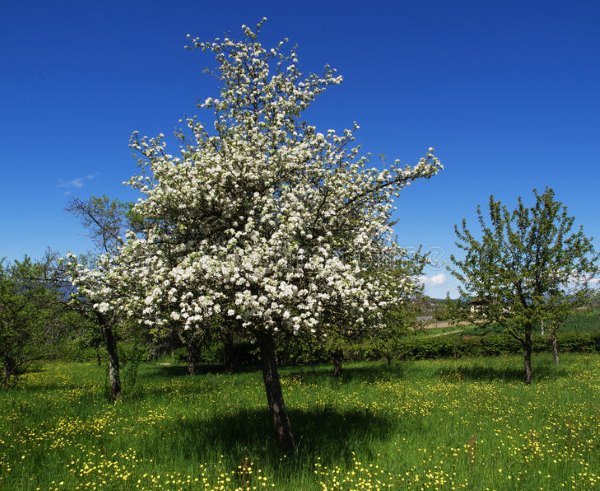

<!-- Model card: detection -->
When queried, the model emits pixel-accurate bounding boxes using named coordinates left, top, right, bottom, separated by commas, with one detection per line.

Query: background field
left=1, top=354, right=599, bottom=490
left=419, top=308, right=600, bottom=338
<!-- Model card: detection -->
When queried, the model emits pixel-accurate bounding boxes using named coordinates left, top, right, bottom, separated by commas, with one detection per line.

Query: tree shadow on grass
left=124, top=378, right=223, bottom=402
left=436, top=363, right=569, bottom=382
left=141, top=363, right=260, bottom=379
left=23, top=364, right=46, bottom=374
left=151, top=406, right=394, bottom=475
left=284, top=362, right=406, bottom=385
left=10, top=381, right=93, bottom=394
left=143, top=364, right=190, bottom=377
left=142, top=364, right=223, bottom=378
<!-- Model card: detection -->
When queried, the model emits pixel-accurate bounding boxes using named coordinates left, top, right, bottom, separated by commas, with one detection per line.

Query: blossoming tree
left=65, top=196, right=133, bottom=402
left=86, top=19, right=441, bottom=449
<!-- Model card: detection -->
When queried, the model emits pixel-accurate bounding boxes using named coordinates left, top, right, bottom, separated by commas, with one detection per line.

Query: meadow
left=1, top=354, right=599, bottom=490
left=418, top=309, right=600, bottom=338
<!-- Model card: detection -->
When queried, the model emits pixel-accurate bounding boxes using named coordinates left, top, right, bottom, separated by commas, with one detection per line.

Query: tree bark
left=255, top=330, right=296, bottom=452
left=2, top=358, right=14, bottom=386
left=523, top=328, right=533, bottom=384
left=331, top=349, right=343, bottom=377
left=223, top=331, right=235, bottom=372
left=100, top=316, right=121, bottom=402
left=551, top=333, right=559, bottom=366
left=186, top=343, right=196, bottom=376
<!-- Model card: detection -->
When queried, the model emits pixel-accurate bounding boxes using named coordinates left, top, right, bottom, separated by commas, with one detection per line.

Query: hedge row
left=64, top=329, right=600, bottom=367
left=392, top=331, right=600, bottom=361
left=202, top=330, right=600, bottom=366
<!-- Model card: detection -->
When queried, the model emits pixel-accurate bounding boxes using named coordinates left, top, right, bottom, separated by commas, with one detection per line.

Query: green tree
left=450, top=188, right=599, bottom=383
left=0, top=257, right=63, bottom=385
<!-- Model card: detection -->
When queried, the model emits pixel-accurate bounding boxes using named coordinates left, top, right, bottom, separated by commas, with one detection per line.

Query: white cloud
left=58, top=174, right=96, bottom=195
left=60, top=177, right=85, bottom=188
left=419, top=273, right=447, bottom=287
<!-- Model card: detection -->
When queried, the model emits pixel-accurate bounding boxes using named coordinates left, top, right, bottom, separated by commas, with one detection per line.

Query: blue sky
left=1, top=0, right=599, bottom=297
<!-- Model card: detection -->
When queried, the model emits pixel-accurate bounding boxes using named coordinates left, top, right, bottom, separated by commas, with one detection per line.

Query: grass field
left=1, top=354, right=599, bottom=490
left=419, top=308, right=600, bottom=338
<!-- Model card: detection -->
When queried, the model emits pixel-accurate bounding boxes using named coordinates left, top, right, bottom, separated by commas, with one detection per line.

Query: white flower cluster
left=68, top=20, right=442, bottom=338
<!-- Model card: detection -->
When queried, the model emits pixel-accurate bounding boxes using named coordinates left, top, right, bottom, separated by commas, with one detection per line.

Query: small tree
left=450, top=188, right=598, bottom=383
left=66, top=253, right=125, bottom=401
left=66, top=196, right=132, bottom=402
left=376, top=300, right=422, bottom=364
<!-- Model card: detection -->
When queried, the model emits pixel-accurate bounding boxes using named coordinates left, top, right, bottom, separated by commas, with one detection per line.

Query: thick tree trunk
left=523, top=329, right=533, bottom=384
left=186, top=344, right=196, bottom=376
left=551, top=333, right=559, bottom=366
left=100, top=318, right=121, bottom=402
left=331, top=349, right=343, bottom=377
left=256, top=331, right=296, bottom=452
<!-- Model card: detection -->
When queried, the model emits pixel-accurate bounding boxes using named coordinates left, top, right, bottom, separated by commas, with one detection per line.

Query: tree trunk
left=331, top=349, right=343, bottom=377
left=551, top=333, right=559, bottom=366
left=96, top=345, right=102, bottom=367
left=223, top=332, right=235, bottom=372
left=100, top=317, right=121, bottom=402
left=255, top=330, right=296, bottom=452
left=523, top=329, right=533, bottom=384
left=186, top=344, right=196, bottom=376
left=2, top=358, right=14, bottom=386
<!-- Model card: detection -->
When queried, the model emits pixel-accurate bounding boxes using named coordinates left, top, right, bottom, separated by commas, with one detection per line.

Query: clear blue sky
left=1, top=0, right=599, bottom=297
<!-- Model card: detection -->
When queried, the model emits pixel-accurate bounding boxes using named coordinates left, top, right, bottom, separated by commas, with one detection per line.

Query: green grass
left=419, top=308, right=600, bottom=339
left=1, top=355, right=600, bottom=490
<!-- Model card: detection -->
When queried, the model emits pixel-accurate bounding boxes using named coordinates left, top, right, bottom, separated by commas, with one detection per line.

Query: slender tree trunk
left=551, top=332, right=559, bottom=366
left=100, top=317, right=121, bottom=402
left=331, top=349, right=343, bottom=377
left=223, top=331, right=235, bottom=372
left=255, top=330, right=296, bottom=452
left=96, top=345, right=102, bottom=367
left=2, top=359, right=13, bottom=386
left=523, top=328, right=533, bottom=384
left=186, top=343, right=196, bottom=376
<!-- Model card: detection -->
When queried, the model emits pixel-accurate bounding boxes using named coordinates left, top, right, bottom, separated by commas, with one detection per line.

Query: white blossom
left=69, top=21, right=441, bottom=340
